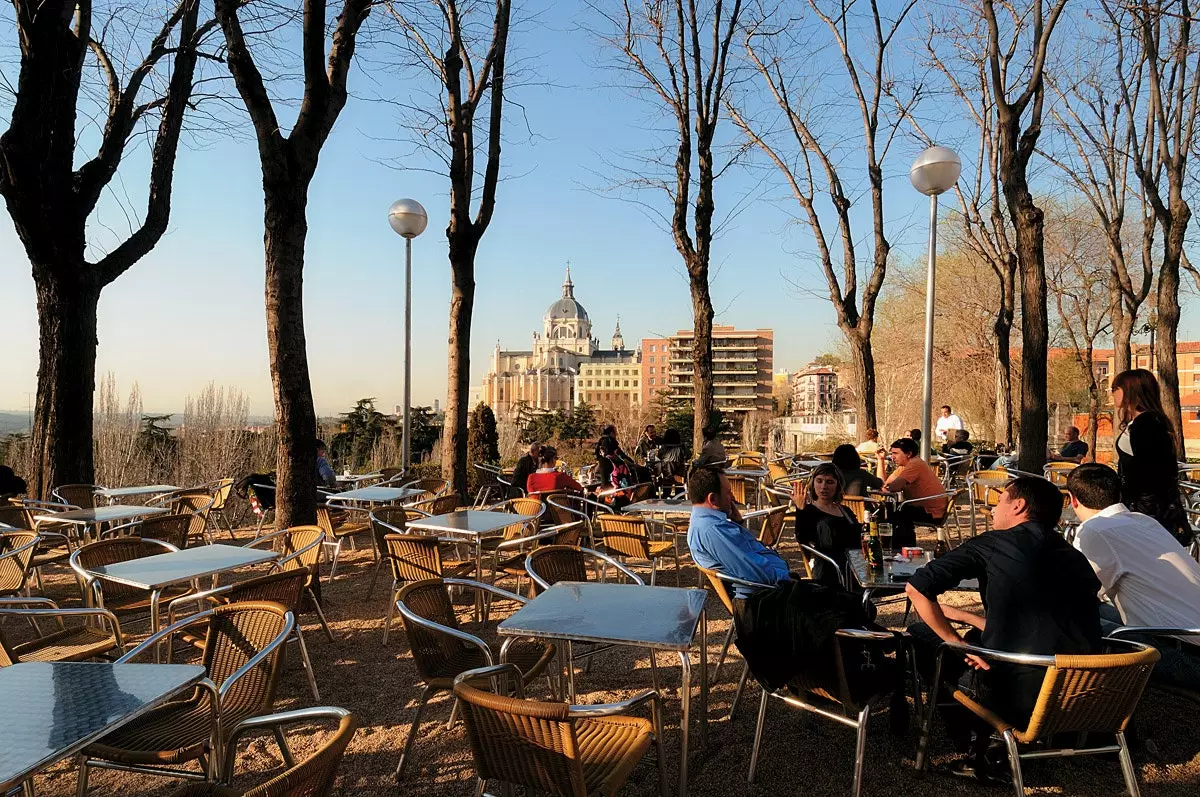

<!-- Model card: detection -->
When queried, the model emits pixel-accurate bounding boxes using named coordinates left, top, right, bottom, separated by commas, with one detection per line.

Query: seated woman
left=525, top=446, right=583, bottom=494
left=792, top=463, right=862, bottom=584
left=831, top=443, right=882, bottom=497
left=655, top=428, right=689, bottom=484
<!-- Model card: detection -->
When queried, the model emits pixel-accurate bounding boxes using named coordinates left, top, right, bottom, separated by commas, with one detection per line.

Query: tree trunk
left=1005, top=182, right=1050, bottom=472
left=30, top=272, right=100, bottom=498
left=443, top=235, right=478, bottom=500
left=992, top=307, right=1014, bottom=448
left=1156, top=242, right=1186, bottom=458
left=1111, top=286, right=1134, bottom=377
left=845, top=329, right=877, bottom=440
left=263, top=176, right=318, bottom=528
left=689, top=269, right=715, bottom=454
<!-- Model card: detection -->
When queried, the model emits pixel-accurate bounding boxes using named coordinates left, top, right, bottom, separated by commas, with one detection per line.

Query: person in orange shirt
left=875, top=437, right=948, bottom=548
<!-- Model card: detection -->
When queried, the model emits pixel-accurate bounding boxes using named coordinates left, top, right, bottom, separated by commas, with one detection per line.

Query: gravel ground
left=11, top=519, right=1200, bottom=797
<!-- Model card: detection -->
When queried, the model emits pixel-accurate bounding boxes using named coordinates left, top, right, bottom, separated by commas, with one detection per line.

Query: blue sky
left=0, top=2, right=1193, bottom=418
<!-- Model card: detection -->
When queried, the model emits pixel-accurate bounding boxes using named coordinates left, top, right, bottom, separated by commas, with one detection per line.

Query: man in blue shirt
left=315, top=439, right=337, bottom=489
left=687, top=466, right=790, bottom=597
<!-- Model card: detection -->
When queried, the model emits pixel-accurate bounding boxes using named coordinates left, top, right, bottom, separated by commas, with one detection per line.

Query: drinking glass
left=879, top=524, right=894, bottom=559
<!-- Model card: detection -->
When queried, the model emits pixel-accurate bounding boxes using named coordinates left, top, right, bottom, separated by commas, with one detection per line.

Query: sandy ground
left=9, top=515, right=1200, bottom=797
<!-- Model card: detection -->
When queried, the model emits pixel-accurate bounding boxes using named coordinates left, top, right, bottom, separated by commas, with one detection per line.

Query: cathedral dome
left=546, top=266, right=589, bottom=322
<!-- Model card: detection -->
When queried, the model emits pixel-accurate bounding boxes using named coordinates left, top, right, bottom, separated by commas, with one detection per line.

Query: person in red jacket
left=525, top=446, right=583, bottom=494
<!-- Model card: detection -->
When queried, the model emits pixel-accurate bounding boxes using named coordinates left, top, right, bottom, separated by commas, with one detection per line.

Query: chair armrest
left=118, top=610, right=218, bottom=663
left=0, top=606, right=124, bottom=649
left=710, top=570, right=773, bottom=591
left=220, top=706, right=353, bottom=777
left=167, top=583, right=237, bottom=626
left=569, top=689, right=660, bottom=717
left=395, top=600, right=492, bottom=662
left=0, top=537, right=40, bottom=563
left=935, top=639, right=1056, bottom=667
left=1108, top=626, right=1200, bottom=640
left=100, top=520, right=141, bottom=539
left=442, top=577, right=527, bottom=605
left=493, top=527, right=563, bottom=551
left=835, top=628, right=896, bottom=641
left=0, top=596, right=58, bottom=609
left=898, top=490, right=961, bottom=510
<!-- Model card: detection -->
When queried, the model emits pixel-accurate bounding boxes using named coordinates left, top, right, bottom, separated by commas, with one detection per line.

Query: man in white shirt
left=934, top=405, right=964, bottom=443
left=1066, top=463, right=1200, bottom=689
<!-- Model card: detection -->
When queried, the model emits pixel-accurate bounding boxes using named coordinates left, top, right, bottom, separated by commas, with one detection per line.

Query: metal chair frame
left=247, top=528, right=334, bottom=643
left=0, top=596, right=125, bottom=663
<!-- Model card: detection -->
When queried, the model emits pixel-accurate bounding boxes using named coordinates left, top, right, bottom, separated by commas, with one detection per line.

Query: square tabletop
left=32, top=505, right=170, bottom=526
left=93, top=485, right=180, bottom=499
left=87, top=543, right=278, bottom=590
left=407, top=510, right=533, bottom=537
left=498, top=582, right=708, bottom=651
left=847, top=549, right=979, bottom=592
left=328, top=485, right=423, bottom=503
left=0, top=662, right=205, bottom=790
left=335, top=472, right=382, bottom=484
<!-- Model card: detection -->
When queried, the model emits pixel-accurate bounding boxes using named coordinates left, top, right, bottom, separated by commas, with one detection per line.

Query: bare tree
left=214, top=0, right=373, bottom=527
left=383, top=0, right=511, bottom=500
left=594, top=0, right=744, bottom=454
left=730, top=0, right=918, bottom=441
left=1046, top=205, right=1115, bottom=460
left=0, top=1, right=215, bottom=498
left=1045, top=15, right=1152, bottom=376
left=920, top=19, right=1018, bottom=447
left=1114, top=0, right=1200, bottom=458
left=980, top=0, right=1069, bottom=471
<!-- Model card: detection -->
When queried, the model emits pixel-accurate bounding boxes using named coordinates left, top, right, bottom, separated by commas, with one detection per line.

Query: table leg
left=151, top=589, right=162, bottom=662
left=565, top=640, right=576, bottom=703
left=699, top=607, right=708, bottom=747
left=474, top=540, right=484, bottom=624
left=677, top=650, right=692, bottom=797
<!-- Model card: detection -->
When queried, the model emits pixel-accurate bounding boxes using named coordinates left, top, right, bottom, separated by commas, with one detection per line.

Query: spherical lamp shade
left=909, top=145, right=962, bottom=196
left=388, top=199, right=428, bottom=238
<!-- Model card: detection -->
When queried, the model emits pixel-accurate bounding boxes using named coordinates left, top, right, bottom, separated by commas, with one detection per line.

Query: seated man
left=687, top=467, right=789, bottom=598
left=508, top=442, right=541, bottom=498
left=940, top=429, right=973, bottom=458
left=315, top=439, right=337, bottom=489
left=875, top=438, right=947, bottom=548
left=1049, top=425, right=1089, bottom=463
left=1067, top=463, right=1200, bottom=690
left=906, top=477, right=1101, bottom=780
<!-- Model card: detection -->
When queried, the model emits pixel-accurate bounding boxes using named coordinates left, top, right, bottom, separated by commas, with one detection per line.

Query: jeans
left=1100, top=603, right=1200, bottom=692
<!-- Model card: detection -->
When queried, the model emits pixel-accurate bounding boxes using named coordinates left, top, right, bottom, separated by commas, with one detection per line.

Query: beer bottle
left=933, top=528, right=950, bottom=558
left=866, top=508, right=883, bottom=570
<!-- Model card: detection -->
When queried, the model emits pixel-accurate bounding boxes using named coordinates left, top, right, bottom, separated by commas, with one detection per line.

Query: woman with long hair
left=1111, top=368, right=1188, bottom=545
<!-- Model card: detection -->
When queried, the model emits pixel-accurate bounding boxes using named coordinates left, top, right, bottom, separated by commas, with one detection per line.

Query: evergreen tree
left=467, top=403, right=500, bottom=492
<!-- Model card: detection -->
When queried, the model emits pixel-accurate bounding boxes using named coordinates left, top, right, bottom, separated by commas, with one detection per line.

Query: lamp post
left=909, top=145, right=962, bottom=461
left=388, top=198, right=428, bottom=472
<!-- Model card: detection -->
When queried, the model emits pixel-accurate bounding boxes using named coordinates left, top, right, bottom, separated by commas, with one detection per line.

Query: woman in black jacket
left=1111, top=368, right=1188, bottom=545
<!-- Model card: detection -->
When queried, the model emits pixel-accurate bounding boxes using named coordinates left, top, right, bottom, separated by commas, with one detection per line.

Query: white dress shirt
left=1072, top=503, right=1200, bottom=628
left=934, top=413, right=964, bottom=441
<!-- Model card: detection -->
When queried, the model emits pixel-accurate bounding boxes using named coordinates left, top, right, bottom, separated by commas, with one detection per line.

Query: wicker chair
left=0, top=531, right=40, bottom=598
left=51, top=483, right=96, bottom=510
left=594, top=514, right=679, bottom=586
left=412, top=492, right=461, bottom=516
left=70, top=537, right=191, bottom=618
left=105, top=513, right=194, bottom=550
left=967, top=469, right=1012, bottom=536
left=201, top=478, right=238, bottom=539
left=916, top=638, right=1160, bottom=796
left=749, top=627, right=909, bottom=797
left=841, top=495, right=868, bottom=523
left=168, top=492, right=218, bottom=545
left=247, top=527, right=333, bottom=643
left=694, top=566, right=775, bottom=722
left=453, top=663, right=667, bottom=797
left=1108, top=626, right=1200, bottom=706
left=315, top=504, right=372, bottom=580
left=1043, top=461, right=1079, bottom=486
left=379, top=533, right=473, bottom=645
left=767, top=461, right=792, bottom=484
left=365, top=506, right=431, bottom=598
left=747, top=505, right=788, bottom=548
left=733, top=451, right=765, bottom=469
left=392, top=578, right=558, bottom=781
left=0, top=503, right=72, bottom=590
left=167, top=569, right=321, bottom=700
left=165, top=707, right=357, bottom=797
left=0, top=596, right=123, bottom=665
left=78, top=602, right=293, bottom=788
left=401, top=478, right=450, bottom=505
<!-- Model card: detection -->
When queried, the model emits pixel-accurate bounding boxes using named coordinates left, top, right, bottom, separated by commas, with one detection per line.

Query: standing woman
left=1111, top=368, right=1189, bottom=545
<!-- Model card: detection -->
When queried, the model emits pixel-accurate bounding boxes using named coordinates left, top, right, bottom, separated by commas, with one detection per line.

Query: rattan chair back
left=271, top=526, right=325, bottom=580
left=756, top=505, right=789, bottom=547
left=1016, top=646, right=1160, bottom=741
left=1043, top=462, right=1078, bottom=486
left=525, top=545, right=590, bottom=592
left=135, top=514, right=193, bottom=549
left=221, top=570, right=308, bottom=612
left=728, top=476, right=749, bottom=506
left=396, top=579, right=470, bottom=683
left=202, top=602, right=291, bottom=722
left=0, top=531, right=39, bottom=594
left=403, top=478, right=450, bottom=504
left=595, top=514, right=651, bottom=560
left=210, top=479, right=235, bottom=511
left=0, top=505, right=33, bottom=530
left=414, top=493, right=460, bottom=516
left=968, top=469, right=1011, bottom=507
left=698, top=565, right=737, bottom=615
left=238, top=711, right=358, bottom=797
left=53, top=484, right=96, bottom=509
left=734, top=452, right=765, bottom=469
left=767, top=461, right=791, bottom=484
left=370, top=507, right=425, bottom=553
left=452, top=679, right=586, bottom=795
left=841, top=495, right=868, bottom=523
left=384, top=534, right=447, bottom=583
left=72, top=537, right=177, bottom=603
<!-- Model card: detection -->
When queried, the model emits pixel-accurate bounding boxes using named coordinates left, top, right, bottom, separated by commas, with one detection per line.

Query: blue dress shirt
left=688, top=506, right=790, bottom=598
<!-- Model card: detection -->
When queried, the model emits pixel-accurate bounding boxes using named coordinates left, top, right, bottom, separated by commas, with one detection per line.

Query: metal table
left=0, top=662, right=206, bottom=793
left=407, top=510, right=534, bottom=584
left=623, top=500, right=691, bottom=516
left=85, top=543, right=279, bottom=637
left=32, top=505, right=170, bottom=543
left=498, top=581, right=708, bottom=797
left=725, top=467, right=768, bottom=478
left=327, top=485, right=424, bottom=505
left=334, top=472, right=382, bottom=487
left=847, top=549, right=978, bottom=610
left=93, top=485, right=180, bottom=503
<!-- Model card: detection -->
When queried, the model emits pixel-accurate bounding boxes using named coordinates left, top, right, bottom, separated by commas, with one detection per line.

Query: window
left=650, top=367, right=656, bottom=374
left=633, top=380, right=639, bottom=388
left=650, top=345, right=656, bottom=352
left=650, top=377, right=656, bottom=385
left=605, top=380, right=611, bottom=387
left=624, top=380, right=630, bottom=387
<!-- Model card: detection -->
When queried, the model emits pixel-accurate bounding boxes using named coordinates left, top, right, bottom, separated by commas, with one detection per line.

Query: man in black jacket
left=906, top=476, right=1101, bottom=780
left=508, top=442, right=541, bottom=498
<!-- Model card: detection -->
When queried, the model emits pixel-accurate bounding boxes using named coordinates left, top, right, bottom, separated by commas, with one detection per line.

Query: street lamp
left=388, top=198, right=428, bottom=472
left=910, top=145, right=962, bottom=461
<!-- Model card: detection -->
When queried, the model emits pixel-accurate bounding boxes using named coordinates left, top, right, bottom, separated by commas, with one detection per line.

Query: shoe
left=940, top=756, right=1012, bottom=787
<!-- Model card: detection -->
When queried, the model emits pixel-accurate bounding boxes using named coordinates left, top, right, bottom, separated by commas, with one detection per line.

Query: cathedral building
left=482, top=267, right=637, bottom=420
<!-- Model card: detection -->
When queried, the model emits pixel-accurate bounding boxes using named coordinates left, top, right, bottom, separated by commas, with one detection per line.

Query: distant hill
left=0, top=412, right=31, bottom=435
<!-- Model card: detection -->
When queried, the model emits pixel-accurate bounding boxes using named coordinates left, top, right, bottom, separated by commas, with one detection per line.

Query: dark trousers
left=891, top=506, right=938, bottom=548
